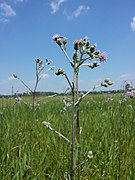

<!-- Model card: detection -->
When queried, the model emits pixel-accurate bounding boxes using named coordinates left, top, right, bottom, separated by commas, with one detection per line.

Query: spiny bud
left=94, top=50, right=100, bottom=56
left=62, top=37, right=67, bottom=45
left=85, top=41, right=90, bottom=49
left=56, top=39, right=63, bottom=46
left=90, top=45, right=96, bottom=53
left=74, top=40, right=79, bottom=51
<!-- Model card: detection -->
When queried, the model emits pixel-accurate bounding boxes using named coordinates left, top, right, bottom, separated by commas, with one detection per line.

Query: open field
left=0, top=94, right=135, bottom=179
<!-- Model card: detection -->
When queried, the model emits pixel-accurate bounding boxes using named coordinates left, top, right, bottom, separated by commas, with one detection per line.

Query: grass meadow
left=0, top=93, right=135, bottom=179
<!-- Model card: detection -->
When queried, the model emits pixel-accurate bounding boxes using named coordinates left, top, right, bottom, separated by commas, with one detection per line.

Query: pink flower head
left=83, top=36, right=88, bottom=41
left=99, top=52, right=107, bottom=62
left=52, top=34, right=61, bottom=41
left=126, top=91, right=134, bottom=98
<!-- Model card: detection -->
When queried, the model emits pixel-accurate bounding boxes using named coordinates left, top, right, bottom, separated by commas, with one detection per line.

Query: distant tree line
left=0, top=90, right=126, bottom=98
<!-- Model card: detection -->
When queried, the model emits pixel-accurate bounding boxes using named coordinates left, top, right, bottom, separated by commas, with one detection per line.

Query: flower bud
left=94, top=50, right=100, bottom=56
left=13, top=74, right=17, bottom=78
left=93, top=61, right=100, bottom=67
left=90, top=45, right=96, bottom=53
left=85, top=41, right=90, bottom=49
left=73, top=52, right=78, bottom=61
left=55, top=68, right=65, bottom=76
left=56, top=38, right=63, bottom=46
left=62, top=37, right=67, bottom=45
left=87, top=63, right=94, bottom=69
left=104, top=79, right=113, bottom=86
left=46, top=58, right=52, bottom=65
left=87, top=150, right=93, bottom=159
left=101, top=82, right=108, bottom=87
left=74, top=40, right=79, bottom=50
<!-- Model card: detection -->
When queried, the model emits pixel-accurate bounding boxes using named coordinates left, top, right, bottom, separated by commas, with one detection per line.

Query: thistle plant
left=13, top=58, right=54, bottom=118
left=52, top=34, right=113, bottom=179
left=124, top=81, right=135, bottom=98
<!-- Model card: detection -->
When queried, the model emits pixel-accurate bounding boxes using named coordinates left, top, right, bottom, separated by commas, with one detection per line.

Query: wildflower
left=52, top=34, right=61, bottom=41
left=99, top=52, right=107, bottom=62
left=83, top=36, right=88, bottom=41
left=126, top=91, right=134, bottom=98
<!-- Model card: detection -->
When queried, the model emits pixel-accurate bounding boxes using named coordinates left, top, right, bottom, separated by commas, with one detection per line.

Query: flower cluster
left=73, top=37, right=107, bottom=62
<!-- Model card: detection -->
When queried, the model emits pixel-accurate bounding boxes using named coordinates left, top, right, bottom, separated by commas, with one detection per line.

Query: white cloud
left=119, top=73, right=131, bottom=79
left=64, top=5, right=90, bottom=20
left=131, top=16, right=135, bottom=31
left=50, top=0, right=66, bottom=14
left=13, top=0, right=25, bottom=2
left=74, top=5, right=90, bottom=18
left=39, top=73, right=50, bottom=79
left=0, top=2, right=16, bottom=22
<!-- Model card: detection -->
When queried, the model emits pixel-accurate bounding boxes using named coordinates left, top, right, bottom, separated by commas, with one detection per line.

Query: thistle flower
left=126, top=91, right=134, bottom=98
left=99, top=52, right=107, bottom=62
left=52, top=34, right=61, bottom=41
left=83, top=36, right=88, bottom=41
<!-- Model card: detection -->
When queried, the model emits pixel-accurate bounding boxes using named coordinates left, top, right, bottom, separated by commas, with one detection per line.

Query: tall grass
left=0, top=94, right=135, bottom=179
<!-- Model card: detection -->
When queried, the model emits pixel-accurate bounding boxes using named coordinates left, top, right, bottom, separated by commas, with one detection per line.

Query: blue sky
left=0, top=0, right=135, bottom=95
